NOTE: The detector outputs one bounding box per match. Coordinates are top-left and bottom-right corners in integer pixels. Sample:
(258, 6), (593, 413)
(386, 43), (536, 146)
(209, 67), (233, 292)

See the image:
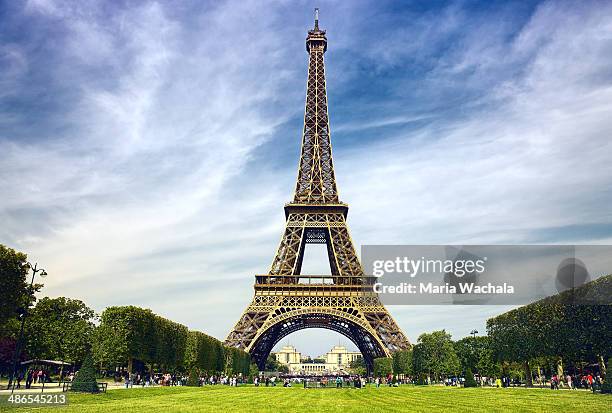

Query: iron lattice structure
(225, 11), (410, 371)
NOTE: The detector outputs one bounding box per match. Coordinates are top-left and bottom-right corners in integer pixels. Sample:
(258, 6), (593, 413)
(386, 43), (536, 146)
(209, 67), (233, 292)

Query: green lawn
(1, 385), (610, 413)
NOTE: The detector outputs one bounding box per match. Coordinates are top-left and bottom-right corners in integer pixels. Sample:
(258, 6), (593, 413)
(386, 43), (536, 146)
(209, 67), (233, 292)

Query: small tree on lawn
(464, 367), (477, 388)
(71, 354), (99, 393)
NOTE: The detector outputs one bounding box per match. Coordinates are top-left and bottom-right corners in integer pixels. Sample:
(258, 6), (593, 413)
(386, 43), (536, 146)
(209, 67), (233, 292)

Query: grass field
(1, 385), (610, 413)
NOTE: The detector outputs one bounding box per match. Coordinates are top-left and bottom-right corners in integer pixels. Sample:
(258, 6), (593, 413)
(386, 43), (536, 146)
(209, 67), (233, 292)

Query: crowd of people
(110, 370), (604, 391)
(547, 373), (601, 390)
(13, 369), (50, 389)
(12, 366), (604, 392)
(487, 372), (602, 390)
(114, 372), (250, 388)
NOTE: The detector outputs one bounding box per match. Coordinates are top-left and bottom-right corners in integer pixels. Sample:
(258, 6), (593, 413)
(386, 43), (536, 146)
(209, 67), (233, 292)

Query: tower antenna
(314, 8), (319, 30)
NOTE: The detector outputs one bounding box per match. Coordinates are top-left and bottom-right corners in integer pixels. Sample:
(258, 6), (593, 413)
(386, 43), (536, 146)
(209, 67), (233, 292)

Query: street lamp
(470, 330), (478, 339)
(8, 262), (47, 393)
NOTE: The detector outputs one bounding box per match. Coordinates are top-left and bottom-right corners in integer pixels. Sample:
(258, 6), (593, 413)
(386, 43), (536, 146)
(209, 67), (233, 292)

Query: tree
(0, 245), (40, 333)
(374, 357), (393, 377)
(349, 355), (367, 376)
(225, 347), (251, 375)
(71, 354), (99, 393)
(265, 354), (281, 371)
(24, 297), (96, 368)
(487, 308), (538, 386)
(412, 330), (460, 383)
(454, 336), (491, 374)
(249, 363), (260, 378)
(392, 349), (413, 376)
(476, 345), (501, 378)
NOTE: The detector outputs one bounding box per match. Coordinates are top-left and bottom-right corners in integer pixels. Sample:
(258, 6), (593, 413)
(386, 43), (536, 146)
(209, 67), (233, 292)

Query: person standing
(16, 370), (24, 389)
(26, 370), (33, 389)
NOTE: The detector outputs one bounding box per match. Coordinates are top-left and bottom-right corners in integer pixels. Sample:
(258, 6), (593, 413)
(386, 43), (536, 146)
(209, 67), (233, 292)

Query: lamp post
(470, 329), (478, 339)
(8, 262), (47, 393)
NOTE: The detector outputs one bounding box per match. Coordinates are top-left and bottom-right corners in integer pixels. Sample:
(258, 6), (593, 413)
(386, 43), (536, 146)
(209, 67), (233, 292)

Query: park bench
(61, 381), (108, 393)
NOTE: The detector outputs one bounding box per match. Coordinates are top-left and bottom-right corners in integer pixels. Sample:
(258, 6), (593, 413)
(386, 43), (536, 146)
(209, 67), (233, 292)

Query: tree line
(0, 244), (250, 378)
(93, 305), (250, 376)
(374, 275), (610, 386)
(487, 275), (610, 386)
(373, 330), (497, 383)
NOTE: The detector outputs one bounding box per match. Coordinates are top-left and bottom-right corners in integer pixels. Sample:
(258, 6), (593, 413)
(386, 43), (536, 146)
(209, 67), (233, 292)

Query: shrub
(71, 354), (99, 393)
(464, 367), (477, 387)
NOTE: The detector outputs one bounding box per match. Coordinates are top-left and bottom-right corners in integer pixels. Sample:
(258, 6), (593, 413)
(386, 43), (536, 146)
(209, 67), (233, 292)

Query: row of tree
(375, 331), (590, 384)
(371, 275), (610, 384)
(0, 245), (250, 377)
(16, 301), (250, 376)
(487, 274), (611, 385)
(93, 306), (250, 375)
(373, 331), (498, 382)
(93, 306), (188, 372)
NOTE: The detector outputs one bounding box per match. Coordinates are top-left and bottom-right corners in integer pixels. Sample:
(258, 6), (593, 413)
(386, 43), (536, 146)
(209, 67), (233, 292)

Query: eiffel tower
(225, 9), (409, 371)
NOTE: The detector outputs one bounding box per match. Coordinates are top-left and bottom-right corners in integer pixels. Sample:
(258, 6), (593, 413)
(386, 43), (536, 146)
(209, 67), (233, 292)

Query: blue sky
(1, 0), (612, 356)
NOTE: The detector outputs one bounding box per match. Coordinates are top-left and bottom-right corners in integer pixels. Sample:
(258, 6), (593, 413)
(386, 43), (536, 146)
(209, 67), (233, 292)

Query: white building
(275, 345), (302, 365)
(323, 345), (362, 368)
(274, 345), (361, 375)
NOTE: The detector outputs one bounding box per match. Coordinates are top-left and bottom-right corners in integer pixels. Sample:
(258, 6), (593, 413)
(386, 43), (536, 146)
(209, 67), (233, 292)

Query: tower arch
(248, 309), (388, 371)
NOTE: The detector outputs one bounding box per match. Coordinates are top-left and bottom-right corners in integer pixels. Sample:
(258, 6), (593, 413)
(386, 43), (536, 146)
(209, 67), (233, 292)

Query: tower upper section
(293, 9), (339, 205)
(306, 8), (327, 53)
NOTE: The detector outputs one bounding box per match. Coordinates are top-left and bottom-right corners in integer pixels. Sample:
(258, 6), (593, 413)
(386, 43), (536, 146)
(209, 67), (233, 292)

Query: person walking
(26, 370), (33, 389)
(587, 373), (594, 390)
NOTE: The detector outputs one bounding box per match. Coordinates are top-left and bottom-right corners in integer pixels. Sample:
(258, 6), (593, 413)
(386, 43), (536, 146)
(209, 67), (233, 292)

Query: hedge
(94, 306), (249, 375)
(487, 275), (611, 366)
